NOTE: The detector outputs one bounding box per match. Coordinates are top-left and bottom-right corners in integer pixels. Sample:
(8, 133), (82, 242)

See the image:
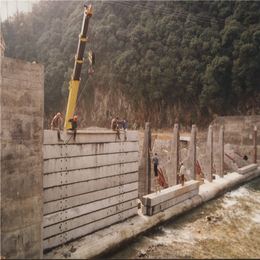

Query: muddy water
(107, 177), (260, 259)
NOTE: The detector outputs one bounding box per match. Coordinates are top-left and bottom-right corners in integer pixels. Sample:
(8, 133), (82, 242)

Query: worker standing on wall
(119, 117), (127, 140)
(179, 163), (186, 186)
(51, 112), (63, 142)
(68, 115), (78, 141)
(111, 117), (121, 140)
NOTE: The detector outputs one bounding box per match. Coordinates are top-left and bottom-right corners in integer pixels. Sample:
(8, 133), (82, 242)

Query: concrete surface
(43, 165), (260, 259)
(43, 130), (139, 250)
(1, 57), (44, 259)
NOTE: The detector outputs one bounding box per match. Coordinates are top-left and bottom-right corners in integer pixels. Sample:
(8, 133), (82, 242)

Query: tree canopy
(2, 0), (260, 129)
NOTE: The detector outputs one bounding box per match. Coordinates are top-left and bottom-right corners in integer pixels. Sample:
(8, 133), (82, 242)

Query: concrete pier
(43, 165), (260, 259)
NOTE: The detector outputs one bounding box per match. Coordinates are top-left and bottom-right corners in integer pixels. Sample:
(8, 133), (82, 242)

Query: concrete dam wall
(43, 130), (139, 250)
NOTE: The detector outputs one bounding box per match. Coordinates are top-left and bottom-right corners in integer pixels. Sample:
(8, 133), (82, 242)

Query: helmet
(57, 112), (61, 118)
(74, 116), (78, 121)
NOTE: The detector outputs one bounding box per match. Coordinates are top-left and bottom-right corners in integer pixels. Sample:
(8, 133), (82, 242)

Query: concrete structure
(43, 130), (139, 250)
(1, 56), (44, 258)
(44, 164), (260, 259)
(197, 116), (260, 164)
(161, 124), (179, 187)
(138, 122), (151, 197)
(197, 125), (213, 182)
(142, 180), (199, 216)
(213, 126), (224, 177)
(182, 125), (196, 180)
(0, 31), (6, 56)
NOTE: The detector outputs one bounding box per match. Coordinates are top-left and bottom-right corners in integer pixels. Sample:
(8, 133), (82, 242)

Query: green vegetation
(2, 0), (260, 129)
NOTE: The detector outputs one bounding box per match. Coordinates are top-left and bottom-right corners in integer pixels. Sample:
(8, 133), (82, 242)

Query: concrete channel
(44, 165), (260, 259)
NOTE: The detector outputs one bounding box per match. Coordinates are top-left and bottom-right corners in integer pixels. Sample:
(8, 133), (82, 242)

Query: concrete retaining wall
(197, 116), (260, 164)
(43, 130), (139, 250)
(0, 57), (44, 258)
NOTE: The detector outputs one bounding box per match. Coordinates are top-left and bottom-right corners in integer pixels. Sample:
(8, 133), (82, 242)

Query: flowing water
(107, 177), (260, 259)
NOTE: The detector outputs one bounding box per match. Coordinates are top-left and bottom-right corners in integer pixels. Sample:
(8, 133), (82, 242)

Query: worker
(51, 112), (63, 141)
(68, 115), (78, 141)
(152, 153), (159, 178)
(111, 117), (120, 140)
(179, 163), (186, 186)
(119, 117), (127, 140)
(152, 153), (161, 193)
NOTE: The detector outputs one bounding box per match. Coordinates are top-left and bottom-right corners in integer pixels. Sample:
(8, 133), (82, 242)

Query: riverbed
(107, 176), (260, 259)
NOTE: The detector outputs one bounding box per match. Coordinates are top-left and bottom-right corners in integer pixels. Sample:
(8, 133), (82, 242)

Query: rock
(70, 246), (77, 253)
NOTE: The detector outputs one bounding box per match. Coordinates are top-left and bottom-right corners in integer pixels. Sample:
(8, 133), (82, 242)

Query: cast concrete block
(43, 182), (138, 215)
(44, 141), (139, 159)
(44, 130), (139, 145)
(238, 163), (258, 175)
(145, 180), (200, 207)
(43, 151), (138, 173)
(43, 207), (137, 250)
(43, 161), (138, 188)
(43, 199), (137, 239)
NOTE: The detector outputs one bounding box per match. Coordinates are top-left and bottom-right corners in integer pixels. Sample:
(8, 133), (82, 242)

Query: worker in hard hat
(51, 112), (63, 141)
(68, 115), (78, 141)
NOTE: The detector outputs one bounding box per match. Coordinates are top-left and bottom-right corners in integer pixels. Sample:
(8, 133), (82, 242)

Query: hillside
(2, 0), (260, 131)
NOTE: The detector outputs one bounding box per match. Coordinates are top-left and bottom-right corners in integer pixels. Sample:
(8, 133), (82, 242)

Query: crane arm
(64, 4), (93, 130)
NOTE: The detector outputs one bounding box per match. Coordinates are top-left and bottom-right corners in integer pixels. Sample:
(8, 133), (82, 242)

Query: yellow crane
(64, 4), (95, 130)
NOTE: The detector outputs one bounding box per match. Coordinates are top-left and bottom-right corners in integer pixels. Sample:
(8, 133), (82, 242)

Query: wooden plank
(43, 207), (137, 250)
(43, 182), (138, 215)
(44, 141), (139, 159)
(43, 152), (138, 174)
(43, 199), (138, 239)
(43, 161), (138, 188)
(44, 172), (138, 203)
(43, 190), (138, 227)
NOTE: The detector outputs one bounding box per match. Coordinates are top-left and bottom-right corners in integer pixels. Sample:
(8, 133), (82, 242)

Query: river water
(107, 177), (260, 259)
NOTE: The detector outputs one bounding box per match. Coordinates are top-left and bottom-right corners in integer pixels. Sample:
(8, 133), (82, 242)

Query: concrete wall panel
(43, 130), (139, 250)
(43, 161), (138, 188)
(44, 130), (139, 145)
(44, 142), (139, 159)
(43, 151), (138, 173)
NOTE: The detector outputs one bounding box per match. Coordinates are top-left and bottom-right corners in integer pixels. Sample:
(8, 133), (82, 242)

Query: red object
(196, 160), (204, 176)
(157, 168), (168, 188)
(225, 153), (235, 163)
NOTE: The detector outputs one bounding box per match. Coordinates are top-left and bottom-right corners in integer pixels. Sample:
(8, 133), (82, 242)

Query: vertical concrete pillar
(190, 125), (196, 180)
(205, 125), (213, 182)
(138, 122), (151, 197)
(219, 126), (224, 177)
(172, 124), (179, 186)
(254, 125), (257, 164)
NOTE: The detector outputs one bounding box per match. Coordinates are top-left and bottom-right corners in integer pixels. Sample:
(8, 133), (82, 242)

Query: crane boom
(64, 4), (93, 130)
